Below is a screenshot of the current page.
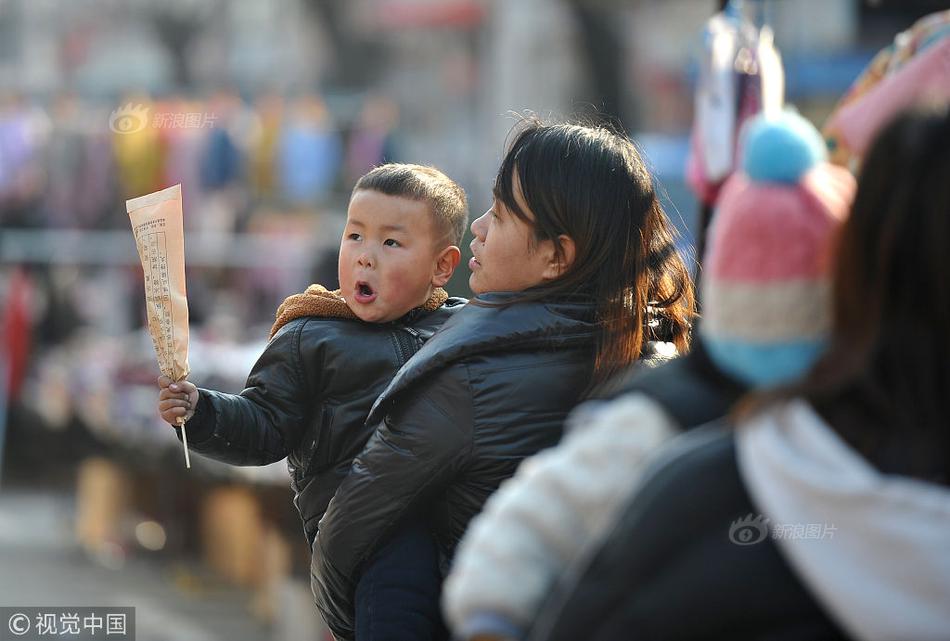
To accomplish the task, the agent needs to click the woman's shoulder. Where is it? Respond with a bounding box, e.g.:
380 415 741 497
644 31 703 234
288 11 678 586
446 295 596 347
363 297 594 425
403 298 595 380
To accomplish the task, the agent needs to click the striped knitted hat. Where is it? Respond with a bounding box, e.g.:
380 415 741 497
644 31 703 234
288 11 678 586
701 111 856 387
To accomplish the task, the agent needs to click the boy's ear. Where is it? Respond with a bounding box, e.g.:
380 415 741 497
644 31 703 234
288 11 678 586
432 245 462 287
541 234 576 281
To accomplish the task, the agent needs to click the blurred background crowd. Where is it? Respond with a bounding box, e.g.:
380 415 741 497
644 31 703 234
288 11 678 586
0 1 946 640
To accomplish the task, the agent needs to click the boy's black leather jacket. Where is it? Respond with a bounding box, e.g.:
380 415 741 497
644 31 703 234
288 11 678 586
175 297 467 543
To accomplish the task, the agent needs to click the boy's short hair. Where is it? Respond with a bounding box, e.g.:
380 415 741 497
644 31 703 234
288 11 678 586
354 163 468 247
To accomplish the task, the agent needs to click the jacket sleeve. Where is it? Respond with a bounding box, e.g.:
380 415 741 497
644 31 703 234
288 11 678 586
174 319 315 466
441 393 678 640
311 364 474 641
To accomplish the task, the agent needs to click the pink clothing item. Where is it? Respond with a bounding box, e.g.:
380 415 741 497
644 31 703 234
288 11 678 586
827 37 950 161
699 111 855 386
704 163 853 283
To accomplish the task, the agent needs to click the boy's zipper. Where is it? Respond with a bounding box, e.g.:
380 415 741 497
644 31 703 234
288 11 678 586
394 325 420 366
305 405 334 475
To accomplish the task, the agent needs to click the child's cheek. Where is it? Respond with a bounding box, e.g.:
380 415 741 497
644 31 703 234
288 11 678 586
385 267 411 293
337 248 354 282
384 256 425 301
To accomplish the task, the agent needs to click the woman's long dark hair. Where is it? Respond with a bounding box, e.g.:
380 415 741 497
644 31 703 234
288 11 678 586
489 116 694 389
755 105 950 482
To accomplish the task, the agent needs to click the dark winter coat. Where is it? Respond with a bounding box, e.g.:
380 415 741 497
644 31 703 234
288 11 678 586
527 426 848 641
311 292 600 640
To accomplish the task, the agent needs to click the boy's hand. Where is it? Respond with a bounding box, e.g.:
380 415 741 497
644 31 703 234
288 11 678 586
158 376 199 426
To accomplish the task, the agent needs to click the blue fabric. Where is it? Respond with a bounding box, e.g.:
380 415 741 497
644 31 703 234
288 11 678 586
279 126 341 204
355 520 447 641
199 127 242 189
703 337 827 387
742 111 826 184
918 24 950 54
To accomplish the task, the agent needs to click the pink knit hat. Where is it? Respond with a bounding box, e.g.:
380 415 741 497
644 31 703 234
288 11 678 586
701 111 857 386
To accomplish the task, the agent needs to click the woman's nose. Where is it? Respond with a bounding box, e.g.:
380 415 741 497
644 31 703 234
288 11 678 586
471 211 489 240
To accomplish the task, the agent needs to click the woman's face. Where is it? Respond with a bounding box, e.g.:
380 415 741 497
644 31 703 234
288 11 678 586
468 176 563 295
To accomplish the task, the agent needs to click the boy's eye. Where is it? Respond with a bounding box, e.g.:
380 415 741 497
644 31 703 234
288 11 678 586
384 239 401 247
347 233 361 241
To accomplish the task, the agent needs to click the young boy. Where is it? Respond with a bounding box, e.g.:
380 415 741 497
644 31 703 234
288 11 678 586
157 163 467 641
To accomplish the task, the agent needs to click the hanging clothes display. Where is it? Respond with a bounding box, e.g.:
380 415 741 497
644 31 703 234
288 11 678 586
278 95 342 207
248 94 284 202
345 95 401 186
75 128 119 228
42 98 86 228
112 99 166 200
199 124 242 191
159 97 206 223
0 102 48 222
823 9 950 171
686 0 784 207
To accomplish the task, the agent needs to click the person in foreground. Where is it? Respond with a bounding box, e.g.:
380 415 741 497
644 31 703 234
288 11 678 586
442 109 857 641
310 116 695 640
156 163 467 641
530 105 950 641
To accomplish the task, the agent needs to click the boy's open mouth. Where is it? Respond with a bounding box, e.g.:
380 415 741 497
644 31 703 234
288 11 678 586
354 281 377 304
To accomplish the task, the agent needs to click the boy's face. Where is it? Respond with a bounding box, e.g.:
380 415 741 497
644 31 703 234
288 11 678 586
339 190 456 323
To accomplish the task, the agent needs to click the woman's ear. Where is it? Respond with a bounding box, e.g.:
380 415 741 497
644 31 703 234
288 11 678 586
541 234 576 280
432 245 462 287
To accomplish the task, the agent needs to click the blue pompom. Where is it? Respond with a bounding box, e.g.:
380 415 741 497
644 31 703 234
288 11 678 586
742 111 827 184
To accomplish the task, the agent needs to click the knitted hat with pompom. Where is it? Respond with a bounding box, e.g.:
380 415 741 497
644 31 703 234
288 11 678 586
701 110 857 387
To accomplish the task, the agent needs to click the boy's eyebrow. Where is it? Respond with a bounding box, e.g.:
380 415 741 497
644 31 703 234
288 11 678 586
345 219 410 234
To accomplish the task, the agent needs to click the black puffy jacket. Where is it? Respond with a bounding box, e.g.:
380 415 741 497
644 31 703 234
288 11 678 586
311 292 598 640
529 426 848 641
176 298 466 543
586 336 747 431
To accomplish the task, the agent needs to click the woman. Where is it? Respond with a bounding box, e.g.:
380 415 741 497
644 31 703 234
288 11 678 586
310 117 694 640
442 110 857 641
530 106 950 641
